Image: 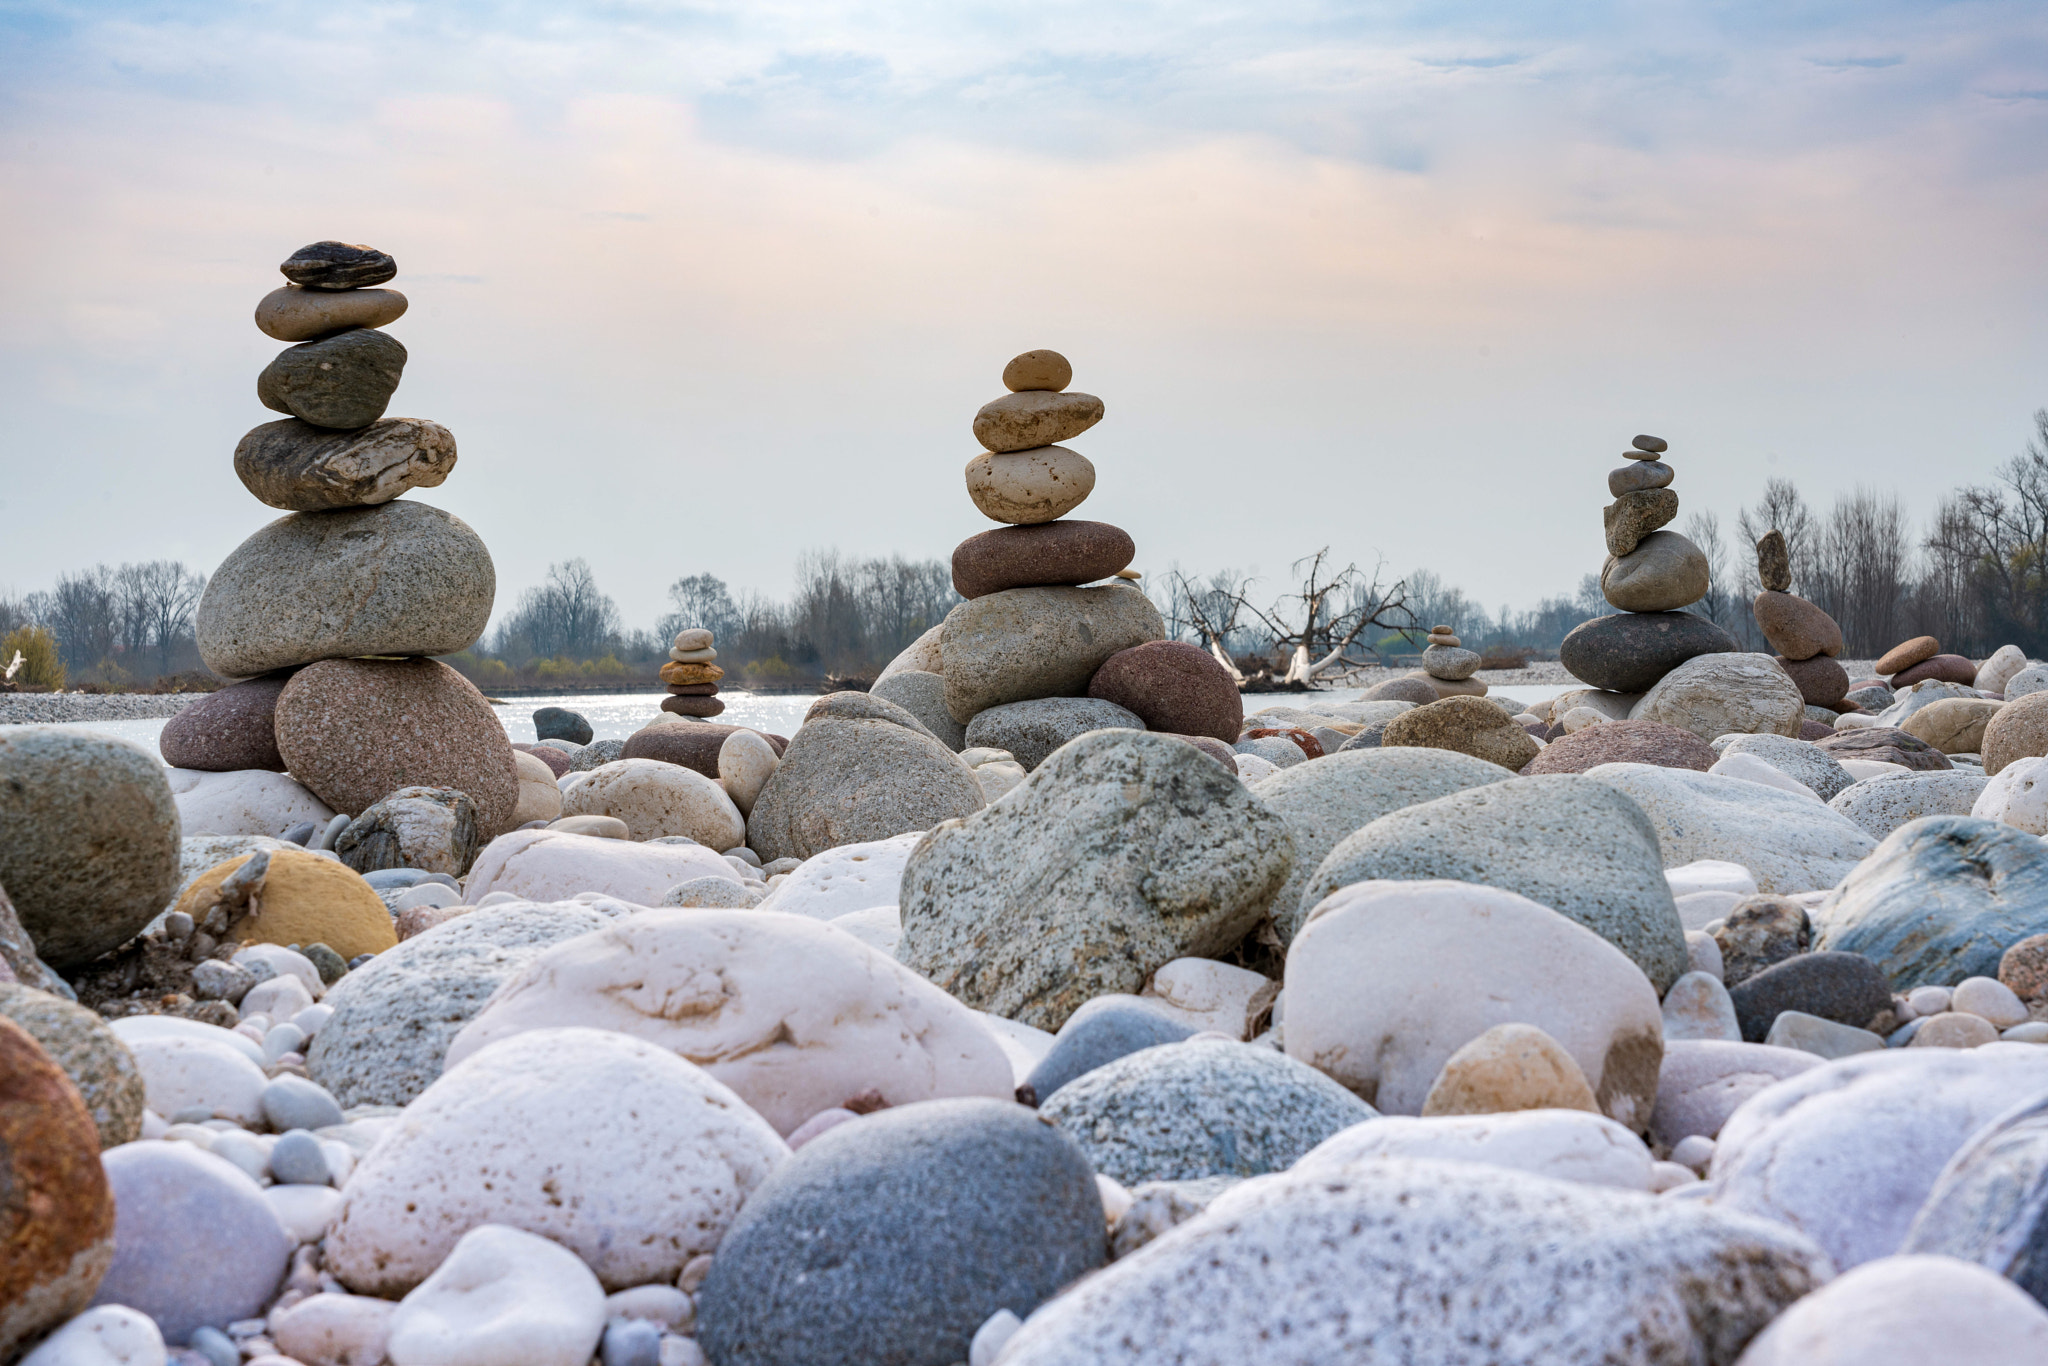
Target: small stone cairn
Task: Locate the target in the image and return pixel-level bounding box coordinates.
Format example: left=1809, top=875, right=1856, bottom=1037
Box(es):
left=1750, top=530, right=1851, bottom=709
left=1415, top=625, right=1484, bottom=698
left=660, top=627, right=725, bottom=718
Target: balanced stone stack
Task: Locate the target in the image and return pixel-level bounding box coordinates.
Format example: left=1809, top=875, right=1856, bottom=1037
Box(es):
left=178, top=242, right=517, bottom=841
left=1558, top=435, right=1739, bottom=695
left=660, top=628, right=724, bottom=718
left=1751, top=530, right=1850, bottom=709
left=1414, top=625, right=1484, bottom=699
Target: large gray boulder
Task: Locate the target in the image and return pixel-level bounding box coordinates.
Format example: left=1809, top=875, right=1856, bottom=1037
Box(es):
left=1828, top=769, right=1989, bottom=841
left=939, top=584, right=1163, bottom=723
left=195, top=501, right=495, bottom=677
left=899, top=731, right=1294, bottom=1032
left=1301, top=774, right=1687, bottom=993
left=746, top=693, right=984, bottom=863
left=1716, top=733, right=1856, bottom=801
left=996, top=1156, right=1829, bottom=1366
left=1629, top=651, right=1804, bottom=742
left=868, top=670, right=966, bottom=751
left=1586, top=761, right=1876, bottom=894
left=0, top=729, right=180, bottom=969
left=962, top=696, right=1144, bottom=771
left=1251, top=748, right=1509, bottom=944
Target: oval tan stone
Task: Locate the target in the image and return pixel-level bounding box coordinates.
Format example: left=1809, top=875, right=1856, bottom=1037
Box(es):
left=1421, top=1022, right=1600, bottom=1117
left=1900, top=697, right=2002, bottom=755
left=1002, top=349, right=1073, bottom=393
left=234, top=417, right=457, bottom=512
left=1601, top=530, right=1709, bottom=613
left=964, top=446, right=1096, bottom=525
left=255, top=285, right=408, bottom=342
left=972, top=391, right=1104, bottom=453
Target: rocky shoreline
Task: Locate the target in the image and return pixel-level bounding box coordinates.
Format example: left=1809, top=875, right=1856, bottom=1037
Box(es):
left=0, top=693, right=204, bottom=724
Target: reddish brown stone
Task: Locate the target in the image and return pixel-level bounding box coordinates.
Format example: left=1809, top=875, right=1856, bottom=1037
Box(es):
left=0, top=1016, right=115, bottom=1359
left=1798, top=720, right=1836, bottom=741
left=158, top=674, right=293, bottom=772
left=512, top=742, right=572, bottom=777
left=1360, top=675, right=1441, bottom=705
left=1876, top=636, right=1940, bottom=675
left=1752, top=591, right=1843, bottom=662
left=273, top=658, right=520, bottom=837
left=1776, top=654, right=1850, bottom=708
left=665, top=683, right=720, bottom=696
left=662, top=695, right=726, bottom=718
left=623, top=722, right=786, bottom=778
left=2000, top=933, right=2048, bottom=1002
left=1086, top=640, right=1243, bottom=743
left=1985, top=691, right=2048, bottom=776
left=1889, top=653, right=1977, bottom=687
left=952, top=521, right=1136, bottom=599
left=1245, top=727, right=1325, bottom=760
left=1524, top=719, right=1718, bottom=775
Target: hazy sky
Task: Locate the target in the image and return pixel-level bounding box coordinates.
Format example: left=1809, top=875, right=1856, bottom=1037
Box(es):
left=3, top=1, right=2045, bottom=632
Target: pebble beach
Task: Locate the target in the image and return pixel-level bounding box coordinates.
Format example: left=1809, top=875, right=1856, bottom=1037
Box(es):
left=11, top=245, right=2048, bottom=1366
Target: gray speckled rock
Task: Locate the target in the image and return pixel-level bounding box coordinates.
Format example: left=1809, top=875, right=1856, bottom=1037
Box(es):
left=1586, top=762, right=1876, bottom=895
left=334, top=786, right=480, bottom=878
left=1301, top=774, right=1687, bottom=993
left=195, top=501, right=495, bottom=677
left=0, top=985, right=144, bottom=1147
left=939, top=585, right=1164, bottom=723
left=1814, top=814, right=2048, bottom=989
left=1629, top=652, right=1805, bottom=742
left=1250, top=748, right=1509, bottom=945
left=1108, top=1176, right=1242, bottom=1258
left=1040, top=1039, right=1375, bottom=1185
left=0, top=729, right=180, bottom=969
left=255, top=329, right=408, bottom=430
left=996, top=1156, right=1830, bottom=1366
left=1873, top=679, right=1979, bottom=729
left=1717, top=734, right=1855, bottom=801
left=899, top=731, right=1294, bottom=1032
left=869, top=670, right=966, bottom=751
left=1829, top=769, right=1989, bottom=840
left=307, top=901, right=624, bottom=1106
left=1901, top=1090, right=2048, bottom=1303
left=962, top=696, right=1144, bottom=771
left=696, top=1099, right=1103, bottom=1366
left=0, top=879, right=67, bottom=996
left=1022, top=996, right=1198, bottom=1105
left=746, top=696, right=984, bottom=863
left=1234, top=735, right=1308, bottom=767
left=568, top=738, right=628, bottom=772
left=233, top=415, right=455, bottom=512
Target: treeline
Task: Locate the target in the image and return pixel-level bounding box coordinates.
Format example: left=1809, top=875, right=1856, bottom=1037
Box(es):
left=0, top=561, right=209, bottom=691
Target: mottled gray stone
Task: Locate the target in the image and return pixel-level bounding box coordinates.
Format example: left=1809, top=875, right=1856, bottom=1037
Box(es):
left=1630, top=652, right=1805, bottom=742
left=1815, top=814, right=2048, bottom=989
left=195, top=501, right=495, bottom=677
left=1902, top=1090, right=2048, bottom=1306
left=256, top=328, right=407, bottom=430
left=899, top=731, right=1295, bottom=1032
left=1021, top=996, right=1197, bottom=1105
left=1040, top=1039, right=1375, bottom=1185
left=1250, top=748, right=1509, bottom=945
left=1717, top=734, right=1855, bottom=801
left=696, top=1099, right=1103, bottom=1366
left=1712, top=894, right=1811, bottom=987
left=0, top=984, right=145, bottom=1147
left=1108, top=1177, right=1241, bottom=1259
left=1302, top=774, right=1688, bottom=992
left=0, top=729, right=180, bottom=969
left=997, top=1156, right=1830, bottom=1366
left=869, top=670, right=967, bottom=751
left=568, top=738, right=628, bottom=772
left=233, top=415, right=454, bottom=512
left=1873, top=680, right=1979, bottom=729
left=1828, top=770, right=1989, bottom=840
left=1586, top=762, right=1876, bottom=895
left=307, top=901, right=622, bottom=1106
left=939, top=584, right=1164, bottom=723
left=1727, top=951, right=1892, bottom=1042
left=334, top=786, right=480, bottom=878
left=0, top=879, right=68, bottom=996
left=962, top=696, right=1143, bottom=771
left=1845, top=683, right=1897, bottom=711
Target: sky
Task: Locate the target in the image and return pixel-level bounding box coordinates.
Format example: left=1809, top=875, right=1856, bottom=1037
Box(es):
left=2, top=0, right=2045, bottom=633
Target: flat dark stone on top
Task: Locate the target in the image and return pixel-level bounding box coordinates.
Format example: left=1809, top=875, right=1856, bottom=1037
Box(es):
left=280, top=240, right=397, bottom=290
left=1557, top=612, right=1740, bottom=695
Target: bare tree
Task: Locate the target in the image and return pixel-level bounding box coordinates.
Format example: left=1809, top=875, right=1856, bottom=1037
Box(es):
left=1682, top=510, right=1735, bottom=631
left=1238, top=549, right=1415, bottom=684
left=1164, top=567, right=1256, bottom=681
left=1806, top=489, right=1910, bottom=655
left=116, top=561, right=207, bottom=676
left=495, top=559, right=622, bottom=661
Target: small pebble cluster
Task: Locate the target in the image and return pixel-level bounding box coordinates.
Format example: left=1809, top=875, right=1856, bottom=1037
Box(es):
left=17, top=271, right=2048, bottom=1363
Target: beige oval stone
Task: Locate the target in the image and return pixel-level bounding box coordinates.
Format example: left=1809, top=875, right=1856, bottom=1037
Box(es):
left=561, top=759, right=745, bottom=847
left=1002, top=350, right=1073, bottom=393
left=717, top=730, right=780, bottom=818
left=512, top=751, right=563, bottom=826
left=1901, top=697, right=2002, bottom=754
left=1909, top=1011, right=1998, bottom=1048
left=964, top=446, right=1096, bottom=525
left=971, top=391, right=1104, bottom=453
left=1600, top=530, right=1709, bottom=613
left=255, top=285, right=408, bottom=342
left=1421, top=1022, right=1599, bottom=1117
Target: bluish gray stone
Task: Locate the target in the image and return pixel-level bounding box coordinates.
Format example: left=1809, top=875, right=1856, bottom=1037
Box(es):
left=963, top=696, right=1144, bottom=771
left=1023, top=996, right=1197, bottom=1104
left=268, top=1129, right=330, bottom=1186
left=870, top=671, right=967, bottom=752
left=261, top=1075, right=344, bottom=1131
left=190, top=1327, right=240, bottom=1366
left=534, top=707, right=594, bottom=746
left=1903, top=1089, right=2048, bottom=1306
left=1727, top=952, right=1892, bottom=1043
left=1039, top=1039, right=1376, bottom=1186
left=1815, top=815, right=2048, bottom=989
left=696, top=1098, right=1104, bottom=1366
left=92, top=1142, right=294, bottom=1344
left=601, top=1318, right=662, bottom=1366
left=1845, top=684, right=1896, bottom=712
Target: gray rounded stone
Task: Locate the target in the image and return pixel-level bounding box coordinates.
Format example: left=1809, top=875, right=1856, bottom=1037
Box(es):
left=269, top=1129, right=331, bottom=1186
left=307, top=902, right=619, bottom=1106
left=696, top=1098, right=1104, bottom=1366
left=997, top=1155, right=1829, bottom=1365
left=1718, top=733, right=1856, bottom=801
left=746, top=697, right=984, bottom=863
left=0, top=729, right=180, bottom=969
left=532, top=707, right=593, bottom=746
left=569, top=738, right=628, bottom=771
left=868, top=670, right=966, bottom=751
left=2006, top=665, right=2048, bottom=701
left=255, top=328, right=408, bottom=430
left=1040, top=1039, right=1376, bottom=1186
left=962, top=696, right=1144, bottom=771
left=1250, top=748, right=1510, bottom=945
left=333, top=786, right=480, bottom=878
left=1558, top=612, right=1740, bottom=695
left=195, top=501, right=495, bottom=678
left=262, top=1074, right=346, bottom=1131
left=1021, top=996, right=1197, bottom=1105
left=279, top=240, right=396, bottom=289
left=1828, top=769, right=1989, bottom=841
left=93, top=1142, right=294, bottom=1344
left=1602, top=530, right=1710, bottom=613
left=899, top=731, right=1295, bottom=1032
left=1632, top=652, right=1805, bottom=743
left=939, top=584, right=1165, bottom=724
left=233, top=416, right=455, bottom=512
left=1303, top=774, right=1689, bottom=993
left=1901, top=1089, right=2048, bottom=1302
left=1726, top=951, right=1891, bottom=1042
left=0, top=984, right=146, bottom=1147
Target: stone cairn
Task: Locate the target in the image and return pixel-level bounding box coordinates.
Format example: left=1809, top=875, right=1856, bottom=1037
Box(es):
left=661, top=627, right=724, bottom=718
left=1555, top=434, right=1741, bottom=697
left=1416, top=624, right=1484, bottom=698
left=1750, top=530, right=1850, bottom=709
left=182, top=241, right=514, bottom=842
